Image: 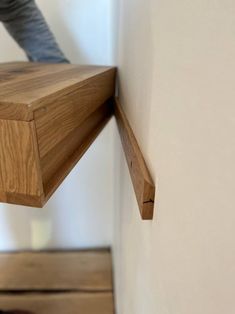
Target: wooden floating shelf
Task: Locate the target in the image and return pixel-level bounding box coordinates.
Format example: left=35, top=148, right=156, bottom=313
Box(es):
left=0, top=62, right=116, bottom=207
left=0, top=62, right=155, bottom=219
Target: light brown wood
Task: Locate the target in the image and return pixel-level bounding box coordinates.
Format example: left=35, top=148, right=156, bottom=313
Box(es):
left=0, top=292, right=114, bottom=314
left=0, top=62, right=115, bottom=121
left=114, top=98, right=155, bottom=219
left=42, top=101, right=113, bottom=201
left=0, top=250, right=114, bottom=314
left=0, top=62, right=116, bottom=207
left=0, top=120, right=43, bottom=206
left=0, top=250, right=112, bottom=292
left=34, top=69, right=114, bottom=158
left=0, top=63, right=154, bottom=217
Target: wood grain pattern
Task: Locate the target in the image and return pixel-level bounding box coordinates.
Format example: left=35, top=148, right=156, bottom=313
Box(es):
left=0, top=292, right=114, bottom=314
left=0, top=62, right=116, bottom=207
left=0, top=120, right=43, bottom=206
left=42, top=100, right=113, bottom=201
left=34, top=69, right=115, bottom=158
left=0, top=251, right=112, bottom=291
left=0, top=63, right=154, bottom=217
left=0, top=250, right=114, bottom=314
left=114, top=98, right=155, bottom=220
left=0, top=62, right=115, bottom=121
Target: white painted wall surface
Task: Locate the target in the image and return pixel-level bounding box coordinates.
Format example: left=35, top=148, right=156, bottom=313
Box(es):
left=0, top=0, right=115, bottom=250
left=113, top=0, right=235, bottom=314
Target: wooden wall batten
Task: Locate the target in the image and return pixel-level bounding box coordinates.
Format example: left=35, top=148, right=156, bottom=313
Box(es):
left=114, top=98, right=155, bottom=220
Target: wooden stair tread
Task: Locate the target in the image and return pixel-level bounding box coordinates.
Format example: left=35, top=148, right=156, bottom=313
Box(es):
left=0, top=62, right=114, bottom=121
left=0, top=250, right=114, bottom=314
left=0, top=250, right=113, bottom=291
left=0, top=62, right=116, bottom=207
left=0, top=292, right=114, bottom=314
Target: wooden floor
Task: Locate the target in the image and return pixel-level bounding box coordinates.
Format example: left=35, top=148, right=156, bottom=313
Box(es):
left=0, top=250, right=114, bottom=314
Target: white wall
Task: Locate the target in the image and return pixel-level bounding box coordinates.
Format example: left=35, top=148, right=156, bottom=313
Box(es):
left=113, top=0, right=235, bottom=314
left=0, top=0, right=115, bottom=250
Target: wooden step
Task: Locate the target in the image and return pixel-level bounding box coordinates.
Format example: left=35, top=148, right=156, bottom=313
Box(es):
left=0, top=250, right=112, bottom=292
left=0, top=292, right=114, bottom=314
left=0, top=62, right=116, bottom=207
left=0, top=250, right=114, bottom=314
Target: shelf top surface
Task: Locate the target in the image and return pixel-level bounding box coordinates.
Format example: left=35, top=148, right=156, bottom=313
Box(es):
left=0, top=62, right=115, bottom=121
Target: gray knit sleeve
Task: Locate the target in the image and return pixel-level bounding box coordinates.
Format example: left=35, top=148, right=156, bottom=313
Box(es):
left=0, top=0, right=69, bottom=63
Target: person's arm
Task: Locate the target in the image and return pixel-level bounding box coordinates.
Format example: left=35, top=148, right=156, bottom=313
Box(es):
left=0, top=0, right=69, bottom=63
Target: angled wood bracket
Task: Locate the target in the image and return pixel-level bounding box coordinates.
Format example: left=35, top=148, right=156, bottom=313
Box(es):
left=114, top=99, right=155, bottom=219
left=0, top=62, right=155, bottom=220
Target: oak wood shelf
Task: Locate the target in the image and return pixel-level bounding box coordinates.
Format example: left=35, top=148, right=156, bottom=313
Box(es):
left=0, top=62, right=116, bottom=207
left=0, top=62, right=155, bottom=220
